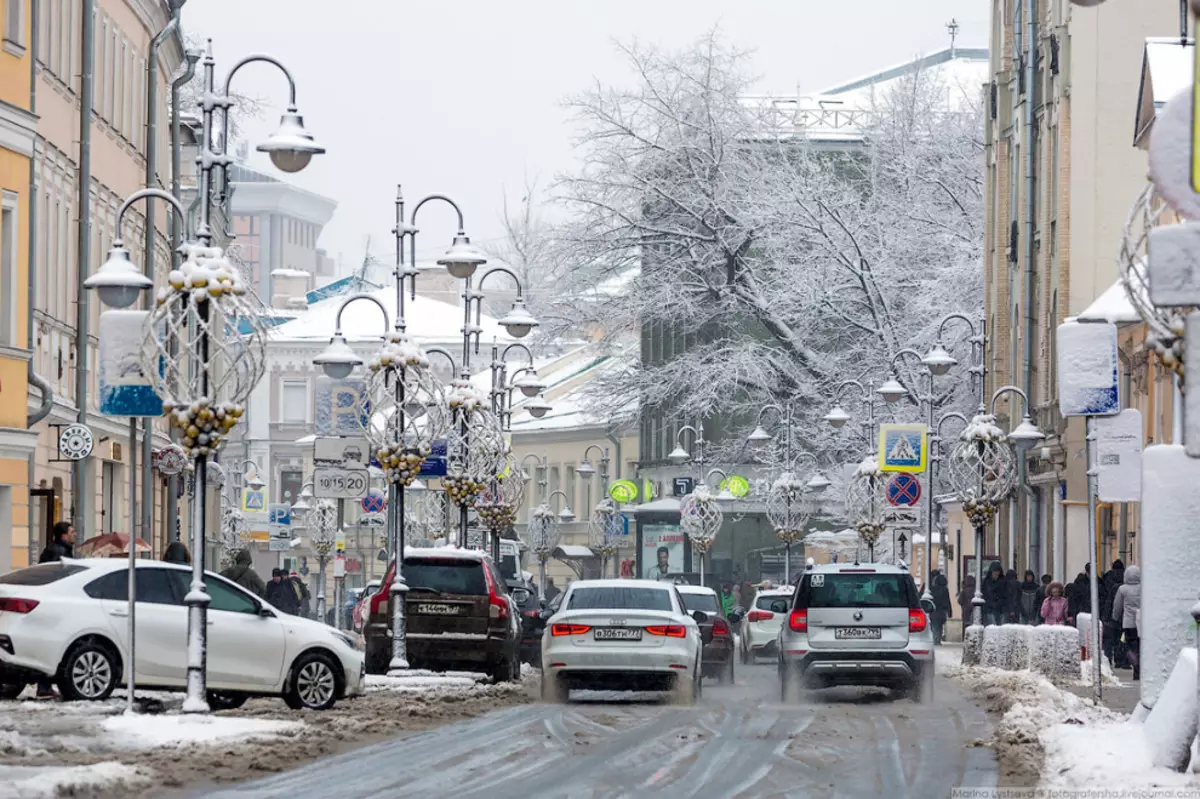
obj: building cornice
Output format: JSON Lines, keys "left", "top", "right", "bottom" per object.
{"left": 231, "top": 181, "right": 338, "bottom": 226}
{"left": 0, "top": 99, "right": 38, "bottom": 159}
{"left": 0, "top": 426, "right": 38, "bottom": 460}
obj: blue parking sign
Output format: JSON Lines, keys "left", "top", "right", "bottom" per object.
{"left": 269, "top": 503, "right": 292, "bottom": 526}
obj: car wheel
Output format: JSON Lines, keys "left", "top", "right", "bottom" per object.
{"left": 492, "top": 646, "right": 518, "bottom": 683}
{"left": 778, "top": 660, "right": 790, "bottom": 703}
{"left": 741, "top": 643, "right": 751, "bottom": 665}
{"left": 364, "top": 640, "right": 389, "bottom": 675}
{"left": 908, "top": 668, "right": 934, "bottom": 704}
{"left": 541, "top": 672, "right": 568, "bottom": 703}
{"left": 284, "top": 652, "right": 341, "bottom": 711}
{"left": 725, "top": 655, "right": 736, "bottom": 686}
{"left": 58, "top": 639, "right": 119, "bottom": 702}
{"left": 0, "top": 682, "right": 26, "bottom": 700}
{"left": 207, "top": 691, "right": 248, "bottom": 711}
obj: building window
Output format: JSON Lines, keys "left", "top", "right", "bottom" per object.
{"left": 102, "top": 461, "right": 116, "bottom": 533}
{"left": 4, "top": 0, "right": 24, "bottom": 54}
{"left": 279, "top": 469, "right": 303, "bottom": 507}
{"left": 0, "top": 192, "right": 15, "bottom": 347}
{"left": 281, "top": 380, "right": 308, "bottom": 423}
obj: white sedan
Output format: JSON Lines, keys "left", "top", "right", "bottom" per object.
{"left": 540, "top": 579, "right": 709, "bottom": 704}
{"left": 0, "top": 559, "right": 364, "bottom": 710}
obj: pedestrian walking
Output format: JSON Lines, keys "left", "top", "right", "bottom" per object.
{"left": 35, "top": 521, "right": 75, "bottom": 697}
{"left": 289, "top": 572, "right": 311, "bottom": 618}
{"left": 1037, "top": 574, "right": 1052, "bottom": 623}
{"left": 1040, "top": 581, "right": 1070, "bottom": 626}
{"left": 958, "top": 574, "right": 977, "bottom": 624}
{"left": 1112, "top": 565, "right": 1141, "bottom": 680}
{"left": 266, "top": 568, "right": 300, "bottom": 614}
{"left": 1066, "top": 563, "right": 1095, "bottom": 626}
{"left": 544, "top": 578, "right": 561, "bottom": 602}
{"left": 931, "top": 570, "right": 952, "bottom": 645}
{"left": 720, "top": 583, "right": 736, "bottom": 615}
{"left": 982, "top": 562, "right": 1006, "bottom": 626}
{"left": 1101, "top": 559, "right": 1127, "bottom": 668}
{"left": 220, "top": 549, "right": 266, "bottom": 597}
{"left": 1018, "top": 570, "right": 1041, "bottom": 625}
{"left": 162, "top": 540, "right": 190, "bottom": 565}
{"left": 1003, "top": 568, "right": 1021, "bottom": 624}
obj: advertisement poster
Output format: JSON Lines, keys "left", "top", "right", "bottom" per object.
{"left": 642, "top": 523, "right": 684, "bottom": 580}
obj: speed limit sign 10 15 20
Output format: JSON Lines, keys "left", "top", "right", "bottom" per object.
{"left": 313, "top": 467, "right": 369, "bottom": 499}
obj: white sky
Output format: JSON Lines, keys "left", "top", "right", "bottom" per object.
{"left": 182, "top": 0, "right": 988, "bottom": 271}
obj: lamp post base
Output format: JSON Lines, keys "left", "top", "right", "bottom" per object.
{"left": 387, "top": 575, "right": 410, "bottom": 674}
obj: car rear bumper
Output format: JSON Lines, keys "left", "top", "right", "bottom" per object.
{"left": 543, "top": 646, "right": 693, "bottom": 675}
{"left": 551, "top": 669, "right": 681, "bottom": 692}
{"left": 743, "top": 625, "right": 780, "bottom": 652}
{"left": 785, "top": 650, "right": 932, "bottom": 686}
{"left": 405, "top": 633, "right": 509, "bottom": 664}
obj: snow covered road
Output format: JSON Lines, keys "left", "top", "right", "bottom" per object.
{"left": 194, "top": 660, "right": 998, "bottom": 799}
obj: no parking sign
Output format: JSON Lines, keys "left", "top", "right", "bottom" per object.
{"left": 885, "top": 474, "right": 921, "bottom": 507}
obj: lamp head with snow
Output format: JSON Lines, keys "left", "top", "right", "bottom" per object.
{"left": 498, "top": 296, "right": 538, "bottom": 338}
{"left": 1007, "top": 416, "right": 1045, "bottom": 451}
{"left": 576, "top": 459, "right": 596, "bottom": 478}
{"left": 746, "top": 425, "right": 773, "bottom": 445}
{"left": 437, "top": 233, "right": 487, "bottom": 280}
{"left": 83, "top": 244, "right": 154, "bottom": 309}
{"left": 667, "top": 446, "right": 691, "bottom": 465}
{"left": 823, "top": 406, "right": 851, "bottom": 429}
{"left": 557, "top": 506, "right": 576, "bottom": 523}
{"left": 525, "top": 395, "right": 552, "bottom": 419}
{"left": 246, "top": 473, "right": 266, "bottom": 491}
{"left": 714, "top": 486, "right": 737, "bottom": 503}
{"left": 876, "top": 376, "right": 908, "bottom": 404}
{"left": 921, "top": 345, "right": 957, "bottom": 377}
{"left": 290, "top": 496, "right": 311, "bottom": 514}
{"left": 256, "top": 106, "right": 325, "bottom": 173}
{"left": 806, "top": 472, "right": 832, "bottom": 493}
{"left": 313, "top": 333, "right": 363, "bottom": 380}
{"left": 513, "top": 371, "right": 546, "bottom": 398}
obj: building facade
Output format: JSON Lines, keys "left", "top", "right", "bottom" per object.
{"left": 0, "top": 0, "right": 39, "bottom": 575}
{"left": 982, "top": 0, "right": 1179, "bottom": 579}
{"left": 23, "top": 0, "right": 184, "bottom": 566}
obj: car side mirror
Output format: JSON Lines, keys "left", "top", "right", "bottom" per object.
{"left": 728, "top": 609, "right": 745, "bottom": 625}
{"left": 512, "top": 588, "right": 530, "bottom": 605}
{"left": 258, "top": 606, "right": 275, "bottom": 618}
{"left": 691, "top": 610, "right": 709, "bottom": 624}
{"left": 538, "top": 608, "right": 554, "bottom": 621}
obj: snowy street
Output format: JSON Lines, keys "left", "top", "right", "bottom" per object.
{"left": 189, "top": 659, "right": 997, "bottom": 799}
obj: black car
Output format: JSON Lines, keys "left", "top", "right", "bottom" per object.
{"left": 518, "top": 591, "right": 562, "bottom": 667}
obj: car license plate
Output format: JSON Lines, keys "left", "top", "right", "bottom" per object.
{"left": 414, "top": 603, "right": 462, "bottom": 615}
{"left": 834, "top": 627, "right": 882, "bottom": 640}
{"left": 593, "top": 627, "right": 642, "bottom": 641}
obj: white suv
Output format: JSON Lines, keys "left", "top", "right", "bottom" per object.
{"left": 777, "top": 564, "right": 934, "bottom": 701}
{"left": 740, "top": 587, "right": 792, "bottom": 663}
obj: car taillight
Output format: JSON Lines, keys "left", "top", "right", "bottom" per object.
{"left": 747, "top": 610, "right": 774, "bottom": 623}
{"left": 645, "top": 624, "right": 686, "bottom": 638}
{"left": 909, "top": 609, "right": 927, "bottom": 633}
{"left": 481, "top": 563, "right": 509, "bottom": 621}
{"left": 788, "top": 609, "right": 807, "bottom": 633}
{"left": 0, "top": 598, "right": 38, "bottom": 614}
{"left": 712, "top": 619, "right": 730, "bottom": 637}
{"left": 551, "top": 623, "right": 591, "bottom": 636}
{"left": 522, "top": 610, "right": 541, "bottom": 618}
{"left": 370, "top": 566, "right": 395, "bottom": 617}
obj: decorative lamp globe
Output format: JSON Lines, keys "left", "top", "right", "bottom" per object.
{"left": 498, "top": 297, "right": 538, "bottom": 338}
{"left": 877, "top": 376, "right": 908, "bottom": 404}
{"left": 667, "top": 446, "right": 690, "bottom": 465}
{"left": 921, "top": 344, "right": 957, "bottom": 376}
{"left": 83, "top": 245, "right": 154, "bottom": 309}
{"left": 824, "top": 406, "right": 851, "bottom": 428}
{"left": 746, "top": 426, "right": 773, "bottom": 445}
{"left": 513, "top": 371, "right": 546, "bottom": 398}
{"left": 256, "top": 107, "right": 325, "bottom": 173}
{"left": 313, "top": 333, "right": 362, "bottom": 380}
{"left": 437, "top": 233, "right": 487, "bottom": 279}
{"left": 576, "top": 459, "right": 596, "bottom": 478}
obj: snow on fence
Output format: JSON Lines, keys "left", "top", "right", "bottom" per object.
{"left": 964, "top": 623, "right": 1078, "bottom": 682}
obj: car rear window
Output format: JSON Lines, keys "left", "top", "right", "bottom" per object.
{"left": 678, "top": 593, "right": 720, "bottom": 613}
{"left": 756, "top": 594, "right": 791, "bottom": 613}
{"left": 567, "top": 586, "right": 673, "bottom": 611}
{"left": 402, "top": 559, "right": 486, "bottom": 595}
{"left": 0, "top": 563, "right": 87, "bottom": 585}
{"left": 798, "top": 573, "right": 918, "bottom": 609}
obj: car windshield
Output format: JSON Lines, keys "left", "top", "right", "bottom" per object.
{"left": 0, "top": 563, "right": 87, "bottom": 585}
{"left": 801, "top": 573, "right": 916, "bottom": 609}
{"left": 402, "top": 559, "right": 486, "bottom": 595}
{"left": 678, "top": 593, "right": 720, "bottom": 613}
{"left": 756, "top": 594, "right": 791, "bottom": 613}
{"left": 567, "top": 586, "right": 673, "bottom": 611}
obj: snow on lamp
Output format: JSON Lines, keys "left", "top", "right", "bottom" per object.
{"left": 946, "top": 413, "right": 1018, "bottom": 527}
{"left": 845, "top": 456, "right": 887, "bottom": 558}
{"left": 766, "top": 472, "right": 812, "bottom": 546}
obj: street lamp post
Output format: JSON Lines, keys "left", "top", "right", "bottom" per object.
{"left": 578, "top": 445, "right": 616, "bottom": 572}
{"left": 531, "top": 488, "right": 574, "bottom": 598}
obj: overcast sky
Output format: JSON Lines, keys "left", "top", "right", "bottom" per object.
{"left": 182, "top": 0, "right": 988, "bottom": 270}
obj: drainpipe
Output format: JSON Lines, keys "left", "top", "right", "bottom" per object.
{"left": 26, "top": 0, "right": 50, "bottom": 428}
{"left": 1118, "top": 351, "right": 1133, "bottom": 562}
{"left": 165, "top": 46, "right": 198, "bottom": 542}
{"left": 71, "top": 0, "right": 96, "bottom": 528}
{"left": 1022, "top": 0, "right": 1039, "bottom": 571}
{"left": 141, "top": 6, "right": 181, "bottom": 549}
{"left": 1004, "top": 0, "right": 1024, "bottom": 563}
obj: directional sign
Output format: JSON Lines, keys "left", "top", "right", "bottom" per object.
{"left": 886, "top": 474, "right": 921, "bottom": 507}
{"left": 418, "top": 438, "right": 448, "bottom": 477}
{"left": 361, "top": 488, "right": 387, "bottom": 515}
{"left": 313, "top": 466, "right": 369, "bottom": 499}
{"left": 242, "top": 488, "right": 266, "bottom": 513}
{"left": 879, "top": 424, "right": 927, "bottom": 473}
{"left": 1055, "top": 320, "right": 1119, "bottom": 417}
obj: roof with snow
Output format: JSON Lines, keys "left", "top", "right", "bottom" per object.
{"left": 1077, "top": 280, "right": 1142, "bottom": 326}
{"left": 508, "top": 350, "right": 637, "bottom": 434}
{"left": 1134, "top": 38, "right": 1193, "bottom": 148}
{"left": 269, "top": 283, "right": 509, "bottom": 345}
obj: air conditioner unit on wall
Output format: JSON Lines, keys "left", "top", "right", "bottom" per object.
{"left": 98, "top": 440, "right": 122, "bottom": 462}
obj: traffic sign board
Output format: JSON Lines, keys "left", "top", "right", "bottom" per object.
{"left": 268, "top": 503, "right": 291, "bottom": 526}
{"left": 879, "top": 424, "right": 927, "bottom": 473}
{"left": 882, "top": 508, "right": 920, "bottom": 528}
{"left": 886, "top": 474, "right": 921, "bottom": 507}
{"left": 314, "top": 437, "right": 369, "bottom": 467}
{"left": 361, "top": 489, "right": 387, "bottom": 514}
{"left": 242, "top": 488, "right": 266, "bottom": 512}
{"left": 313, "top": 466, "right": 369, "bottom": 499}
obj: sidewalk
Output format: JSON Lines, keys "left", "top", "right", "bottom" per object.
{"left": 1066, "top": 665, "right": 1141, "bottom": 714}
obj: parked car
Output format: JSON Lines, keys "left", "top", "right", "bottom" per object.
{"left": 778, "top": 563, "right": 934, "bottom": 702}
{"left": 675, "top": 584, "right": 740, "bottom": 683}
{"left": 740, "top": 587, "right": 792, "bottom": 663}
{"left": 540, "top": 579, "right": 711, "bottom": 703}
{"left": 0, "top": 559, "right": 364, "bottom": 710}
{"left": 518, "top": 590, "right": 562, "bottom": 667}
{"left": 363, "top": 547, "right": 522, "bottom": 683}
{"left": 351, "top": 579, "right": 382, "bottom": 633}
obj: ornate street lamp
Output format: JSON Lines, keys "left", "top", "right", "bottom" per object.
{"left": 679, "top": 486, "right": 723, "bottom": 584}
{"left": 845, "top": 456, "right": 887, "bottom": 561}
{"left": 529, "top": 489, "right": 573, "bottom": 598}
{"left": 308, "top": 499, "right": 338, "bottom": 623}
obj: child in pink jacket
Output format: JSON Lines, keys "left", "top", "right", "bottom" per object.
{"left": 1040, "top": 580, "right": 1069, "bottom": 625}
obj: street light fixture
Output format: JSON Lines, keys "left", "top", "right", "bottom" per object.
{"left": 83, "top": 244, "right": 155, "bottom": 309}
{"left": 876, "top": 375, "right": 909, "bottom": 404}
{"left": 921, "top": 344, "right": 958, "bottom": 376}
{"left": 313, "top": 332, "right": 363, "bottom": 380}
{"left": 513, "top": 369, "right": 546, "bottom": 398}
{"left": 497, "top": 296, "right": 538, "bottom": 338}
{"left": 746, "top": 425, "right": 773, "bottom": 444}
{"left": 256, "top": 106, "right": 325, "bottom": 173}
{"left": 525, "top": 395, "right": 552, "bottom": 419}
{"left": 823, "top": 405, "right": 851, "bottom": 429}
{"left": 437, "top": 233, "right": 488, "bottom": 280}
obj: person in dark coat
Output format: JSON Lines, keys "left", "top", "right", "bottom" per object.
{"left": 38, "top": 521, "right": 76, "bottom": 564}
{"left": 1003, "top": 568, "right": 1021, "bottom": 624}
{"left": 1101, "top": 560, "right": 1126, "bottom": 667}
{"left": 35, "top": 521, "right": 75, "bottom": 696}
{"left": 958, "top": 575, "right": 978, "bottom": 624}
{"left": 289, "top": 572, "right": 311, "bottom": 618}
{"left": 162, "top": 540, "right": 190, "bottom": 565}
{"left": 220, "top": 549, "right": 266, "bottom": 598}
{"left": 266, "top": 568, "right": 300, "bottom": 614}
{"left": 1018, "top": 570, "right": 1041, "bottom": 625}
{"left": 930, "top": 570, "right": 953, "bottom": 645}
{"left": 981, "top": 561, "right": 1006, "bottom": 626}
{"left": 1067, "top": 564, "right": 1094, "bottom": 625}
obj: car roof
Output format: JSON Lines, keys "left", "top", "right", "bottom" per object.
{"left": 754, "top": 588, "right": 793, "bottom": 596}
{"left": 567, "top": 579, "right": 670, "bottom": 591}
{"left": 403, "top": 546, "right": 491, "bottom": 562}
{"left": 54, "top": 558, "right": 191, "bottom": 573}
{"left": 674, "top": 584, "right": 716, "bottom": 596}
{"left": 806, "top": 563, "right": 909, "bottom": 574}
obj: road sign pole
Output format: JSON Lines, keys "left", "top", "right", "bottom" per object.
{"left": 334, "top": 499, "right": 345, "bottom": 630}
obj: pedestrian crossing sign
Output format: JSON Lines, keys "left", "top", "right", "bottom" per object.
{"left": 878, "top": 424, "right": 927, "bottom": 474}
{"left": 241, "top": 488, "right": 266, "bottom": 512}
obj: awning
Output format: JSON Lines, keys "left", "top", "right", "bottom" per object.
{"left": 554, "top": 544, "right": 595, "bottom": 559}
{"left": 1076, "top": 280, "right": 1142, "bottom": 326}
{"left": 630, "top": 497, "right": 681, "bottom": 514}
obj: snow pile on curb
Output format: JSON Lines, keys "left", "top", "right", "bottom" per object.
{"left": 100, "top": 712, "right": 303, "bottom": 749}
{"left": 0, "top": 762, "right": 147, "bottom": 798}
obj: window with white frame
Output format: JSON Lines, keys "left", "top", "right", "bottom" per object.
{"left": 5, "top": 0, "right": 25, "bottom": 53}
{"left": 281, "top": 380, "right": 308, "bottom": 423}
{"left": 0, "top": 192, "right": 16, "bottom": 347}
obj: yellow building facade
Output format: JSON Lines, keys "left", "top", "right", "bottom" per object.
{"left": 0, "top": 0, "right": 39, "bottom": 573}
